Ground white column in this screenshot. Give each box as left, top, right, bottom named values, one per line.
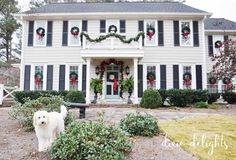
left=30, top=64, right=35, bottom=90
left=86, top=58, right=91, bottom=104
left=179, top=64, right=183, bottom=89
left=43, top=64, right=47, bottom=90
left=78, top=63, right=83, bottom=91
left=133, top=58, right=138, bottom=104
left=0, top=84, right=4, bottom=105
left=143, top=63, right=147, bottom=91
left=202, top=18, right=207, bottom=89
left=65, top=64, right=69, bottom=90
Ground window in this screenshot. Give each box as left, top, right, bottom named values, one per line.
left=100, top=20, right=106, bottom=33
left=34, top=21, right=47, bottom=46
left=183, top=66, right=191, bottom=89
left=120, top=20, right=126, bottom=33
left=180, top=21, right=192, bottom=46
left=69, top=66, right=79, bottom=90
left=145, top=20, right=157, bottom=46
left=68, top=20, right=81, bottom=46
left=35, top=66, right=44, bottom=90
left=147, top=66, right=156, bottom=89
left=207, top=74, right=218, bottom=93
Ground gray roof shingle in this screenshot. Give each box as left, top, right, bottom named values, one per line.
left=204, top=18, right=236, bottom=30
left=24, top=2, right=209, bottom=14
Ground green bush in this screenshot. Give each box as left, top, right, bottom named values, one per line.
left=167, top=89, right=208, bottom=107
left=208, top=93, right=220, bottom=104
left=158, top=89, right=168, bottom=106
left=14, top=90, right=69, bottom=104
left=120, top=112, right=160, bottom=137
left=65, top=90, right=86, bottom=103
left=222, top=92, right=236, bottom=104
left=9, top=96, right=75, bottom=131
left=50, top=121, right=132, bottom=160
left=140, top=89, right=162, bottom=108
left=193, top=102, right=209, bottom=108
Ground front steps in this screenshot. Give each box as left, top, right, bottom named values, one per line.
left=1, top=98, right=16, bottom=107
left=90, top=103, right=138, bottom=108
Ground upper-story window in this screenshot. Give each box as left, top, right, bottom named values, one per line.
left=34, top=20, right=47, bottom=46
left=100, top=20, right=106, bottom=33
left=106, top=20, right=119, bottom=33
left=68, top=20, right=81, bottom=46
left=180, top=21, right=193, bottom=46
left=144, top=20, right=158, bottom=46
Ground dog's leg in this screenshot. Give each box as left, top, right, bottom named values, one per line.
left=38, top=136, right=45, bottom=152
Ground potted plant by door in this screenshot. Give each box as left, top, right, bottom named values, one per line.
left=122, top=76, right=134, bottom=104
left=90, top=78, right=103, bottom=104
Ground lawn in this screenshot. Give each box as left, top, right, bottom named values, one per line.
left=159, top=116, right=236, bottom=160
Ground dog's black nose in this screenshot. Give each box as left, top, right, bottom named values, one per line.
left=41, top=122, right=45, bottom=124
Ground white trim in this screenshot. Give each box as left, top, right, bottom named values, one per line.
left=78, top=63, right=83, bottom=91
left=68, top=20, right=82, bottom=47
left=144, top=20, right=158, bottom=46
left=65, top=64, right=70, bottom=90
left=156, top=64, right=160, bottom=89
left=43, top=64, right=47, bottom=90
left=179, top=64, right=183, bottom=89
left=86, top=58, right=91, bottom=104
left=191, top=64, right=196, bottom=89
left=33, top=20, right=47, bottom=47
left=143, top=63, right=147, bottom=91
left=179, top=20, right=193, bottom=47
left=30, top=64, right=35, bottom=90
left=205, top=30, right=236, bottom=33
left=133, top=58, right=138, bottom=104
left=202, top=17, right=207, bottom=89
left=20, top=20, right=26, bottom=90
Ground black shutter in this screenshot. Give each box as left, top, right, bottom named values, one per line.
left=138, top=20, right=144, bottom=46
left=59, top=65, right=65, bottom=91
left=47, top=21, right=53, bottom=46
left=173, top=65, right=179, bottom=89
left=138, top=65, right=143, bottom=97
left=62, top=21, right=68, bottom=46
left=208, top=35, right=213, bottom=56
left=196, top=65, right=202, bottom=89
left=193, top=21, right=199, bottom=47
left=173, top=21, right=180, bottom=46
left=82, top=20, right=88, bottom=32
left=24, top=65, right=31, bottom=91
left=28, top=21, right=34, bottom=46
left=120, top=20, right=126, bottom=33
left=82, top=64, right=87, bottom=96
left=160, top=65, right=166, bottom=89
left=158, top=21, right=164, bottom=46
left=46, top=65, right=53, bottom=90
left=100, top=20, right=106, bottom=33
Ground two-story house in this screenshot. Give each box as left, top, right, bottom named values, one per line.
left=18, top=2, right=213, bottom=104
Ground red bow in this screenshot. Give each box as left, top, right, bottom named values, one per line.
left=114, top=78, right=118, bottom=92
left=148, top=31, right=154, bottom=40
left=35, top=77, right=41, bottom=88
left=149, top=77, right=155, bottom=88
left=226, top=80, right=230, bottom=90
left=185, top=78, right=191, bottom=88
left=70, top=78, right=76, bottom=87
left=183, top=32, right=189, bottom=38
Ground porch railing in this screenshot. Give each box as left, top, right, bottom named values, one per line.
left=0, top=84, right=19, bottom=105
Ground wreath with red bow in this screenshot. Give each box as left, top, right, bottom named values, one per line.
left=70, top=71, right=78, bottom=87
left=70, top=27, right=80, bottom=38
left=215, top=40, right=223, bottom=48
left=223, top=77, right=231, bottom=90
left=36, top=27, right=45, bottom=39
left=146, top=27, right=155, bottom=40
left=108, top=25, right=117, bottom=33
left=181, top=26, right=191, bottom=38
left=34, top=72, right=43, bottom=88
left=183, top=72, right=192, bottom=88
left=208, top=77, right=217, bottom=85
left=147, top=72, right=156, bottom=87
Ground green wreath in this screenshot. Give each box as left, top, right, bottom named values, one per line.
left=34, top=72, right=43, bottom=80
left=36, top=27, right=45, bottom=38
left=147, top=72, right=156, bottom=80
left=182, top=26, right=190, bottom=38
left=223, top=77, right=231, bottom=84
left=208, top=77, right=217, bottom=84
left=70, top=71, right=78, bottom=80
left=183, top=72, right=192, bottom=80
left=108, top=25, right=117, bottom=33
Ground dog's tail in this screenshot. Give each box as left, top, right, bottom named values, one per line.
left=60, top=105, right=68, bottom=119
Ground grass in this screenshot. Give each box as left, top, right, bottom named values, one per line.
left=159, top=116, right=236, bottom=160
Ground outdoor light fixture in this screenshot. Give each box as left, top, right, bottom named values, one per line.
left=95, top=66, right=100, bottom=75
left=125, top=66, right=130, bottom=75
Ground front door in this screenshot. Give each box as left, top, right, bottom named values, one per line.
left=105, top=65, right=119, bottom=99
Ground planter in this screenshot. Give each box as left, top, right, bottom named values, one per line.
left=127, top=90, right=133, bottom=104
left=92, top=91, right=98, bottom=104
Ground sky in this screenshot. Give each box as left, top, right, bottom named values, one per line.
left=18, top=0, right=236, bottom=22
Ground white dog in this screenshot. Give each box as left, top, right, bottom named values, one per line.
left=33, top=105, right=67, bottom=152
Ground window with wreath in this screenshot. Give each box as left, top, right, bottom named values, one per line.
left=147, top=66, right=156, bottom=89
left=183, top=66, right=192, bottom=89
left=145, top=20, right=157, bottom=46
left=34, top=66, right=44, bottom=90
left=207, top=73, right=218, bottom=93
left=69, top=20, right=81, bottom=46
left=34, top=21, right=47, bottom=46
left=180, top=21, right=192, bottom=46
left=69, top=66, right=79, bottom=90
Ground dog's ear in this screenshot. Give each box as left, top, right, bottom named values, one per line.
left=33, top=113, right=37, bottom=127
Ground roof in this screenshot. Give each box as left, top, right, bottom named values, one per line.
left=204, top=18, right=236, bottom=30
left=24, top=2, right=209, bottom=14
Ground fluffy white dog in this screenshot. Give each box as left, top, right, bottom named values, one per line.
left=33, top=105, right=67, bottom=152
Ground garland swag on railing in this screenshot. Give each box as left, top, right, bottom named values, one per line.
left=80, top=31, right=145, bottom=44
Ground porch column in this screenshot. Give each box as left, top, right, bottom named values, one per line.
left=133, top=58, right=139, bottom=104
left=86, top=58, right=91, bottom=104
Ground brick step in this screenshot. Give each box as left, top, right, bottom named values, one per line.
left=90, top=104, right=138, bottom=108
left=1, top=98, right=16, bottom=107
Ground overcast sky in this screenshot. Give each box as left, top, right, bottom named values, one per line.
left=18, top=0, right=236, bottom=22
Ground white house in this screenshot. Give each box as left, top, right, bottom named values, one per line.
left=17, top=2, right=236, bottom=104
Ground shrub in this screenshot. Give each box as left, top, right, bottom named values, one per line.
left=140, top=89, right=162, bottom=108
left=208, top=93, right=220, bottom=104
left=120, top=112, right=160, bottom=137
left=222, top=92, right=236, bottom=104
left=50, top=121, right=132, bottom=160
left=65, top=90, right=86, bottom=103
left=158, top=89, right=168, bottom=106
left=193, top=102, right=209, bottom=108
left=9, top=96, right=75, bottom=131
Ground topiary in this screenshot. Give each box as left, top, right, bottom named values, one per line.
left=65, top=90, right=86, bottom=103
left=120, top=112, right=160, bottom=137
left=50, top=121, right=132, bottom=160
left=222, top=92, right=236, bottom=104
left=140, top=89, right=162, bottom=108
left=208, top=93, right=220, bottom=104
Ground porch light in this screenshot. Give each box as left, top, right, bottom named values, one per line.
left=95, top=66, right=100, bottom=75
left=125, top=66, right=130, bottom=75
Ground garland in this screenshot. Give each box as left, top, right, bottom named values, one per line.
left=34, top=72, right=43, bottom=88
left=36, top=27, right=45, bottom=39
left=108, top=25, right=117, bottom=33
left=147, top=72, right=156, bottom=88
left=208, top=77, right=217, bottom=85
left=181, top=26, right=190, bottom=38
left=80, top=31, right=144, bottom=44
left=70, top=71, right=78, bottom=87
left=70, top=26, right=80, bottom=38
left=215, top=40, right=223, bottom=48
left=146, top=27, right=155, bottom=40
